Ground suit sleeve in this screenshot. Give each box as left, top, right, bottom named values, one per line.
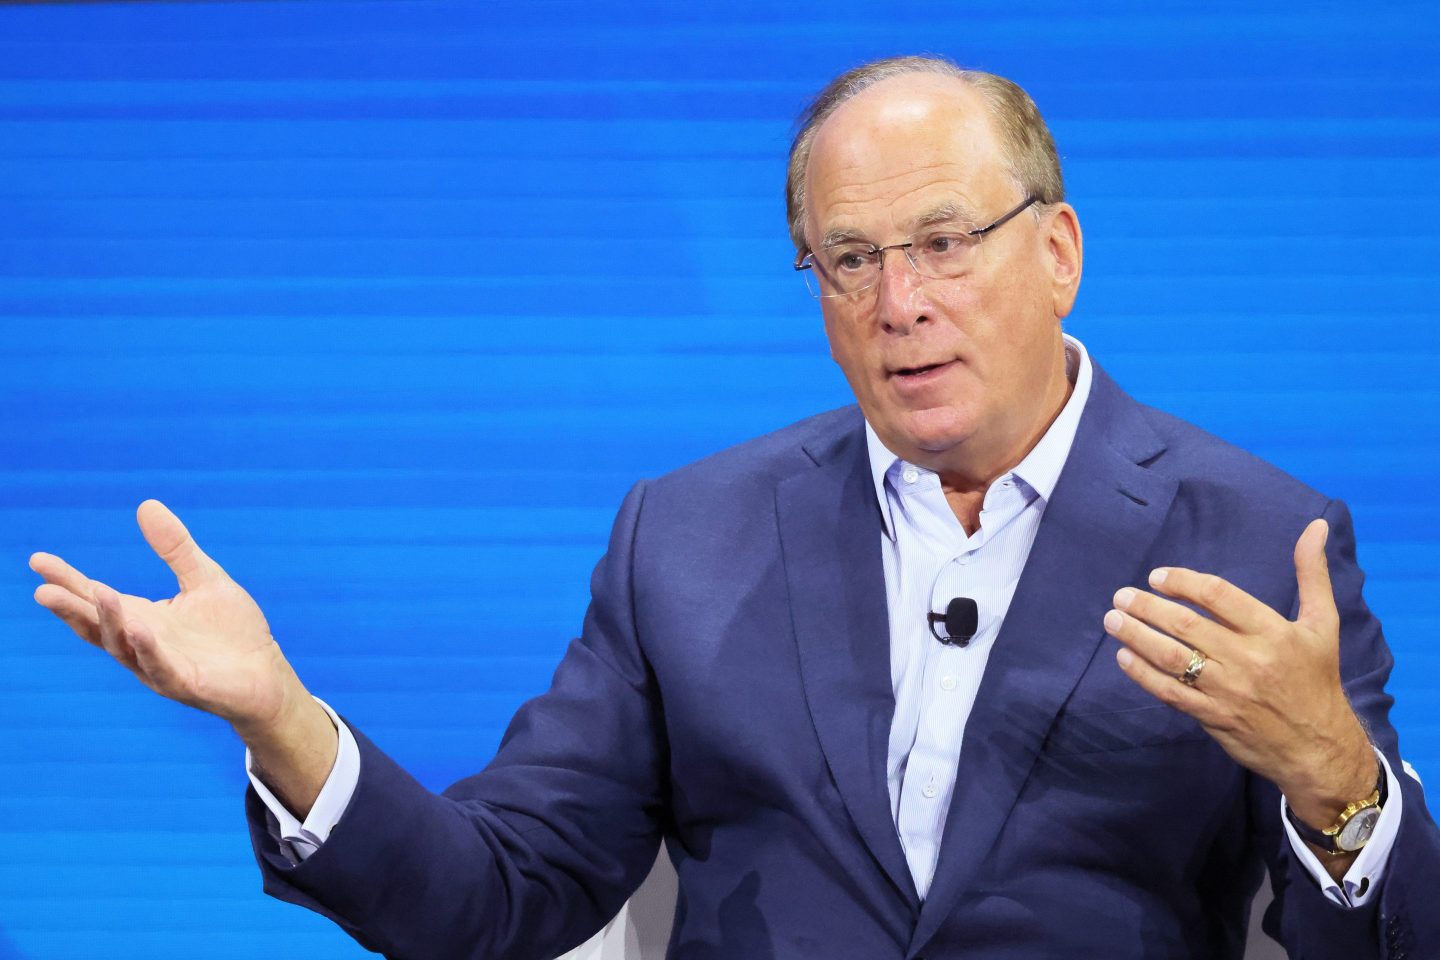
left=245, top=481, right=669, bottom=960
left=1255, top=498, right=1439, bottom=959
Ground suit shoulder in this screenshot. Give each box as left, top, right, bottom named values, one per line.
left=647, top=405, right=861, bottom=493
left=1137, top=402, right=1331, bottom=516
left=622, top=406, right=861, bottom=554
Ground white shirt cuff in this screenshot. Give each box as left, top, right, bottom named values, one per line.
left=244, top=696, right=361, bottom=863
left=1281, top=748, right=1405, bottom=908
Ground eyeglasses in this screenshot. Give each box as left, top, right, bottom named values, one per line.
left=793, top=195, right=1039, bottom=299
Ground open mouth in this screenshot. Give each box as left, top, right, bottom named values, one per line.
left=892, top=360, right=953, bottom=378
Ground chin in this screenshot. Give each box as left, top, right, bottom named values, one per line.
left=888, top=406, right=980, bottom=456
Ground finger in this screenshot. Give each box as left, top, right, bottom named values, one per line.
left=125, top=616, right=188, bottom=698
left=1144, top=566, right=1278, bottom=636
left=136, top=499, right=220, bottom=593
left=1294, top=518, right=1338, bottom=631
left=1104, top=608, right=1214, bottom=687
left=1115, top=644, right=1220, bottom=724
left=1113, top=585, right=1233, bottom=656
left=94, top=583, right=139, bottom=670
left=29, top=552, right=98, bottom=602
left=34, top=582, right=102, bottom=646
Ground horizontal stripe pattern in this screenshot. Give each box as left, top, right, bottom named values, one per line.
left=0, top=2, right=1435, bottom=957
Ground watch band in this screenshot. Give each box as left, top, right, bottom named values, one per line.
left=1285, top=762, right=1388, bottom=855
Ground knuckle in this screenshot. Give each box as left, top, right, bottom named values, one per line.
left=1251, top=646, right=1280, bottom=679
left=1208, top=705, right=1238, bottom=733
left=1175, top=607, right=1202, bottom=636
left=1153, top=680, right=1183, bottom=708
left=1227, top=679, right=1259, bottom=715
left=1199, top=575, right=1228, bottom=607
left=1173, top=646, right=1195, bottom=674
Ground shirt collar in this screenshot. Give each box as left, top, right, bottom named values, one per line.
left=864, top=334, right=1094, bottom=541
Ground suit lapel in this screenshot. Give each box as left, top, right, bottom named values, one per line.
left=776, top=417, right=920, bottom=908
left=908, top=366, right=1180, bottom=955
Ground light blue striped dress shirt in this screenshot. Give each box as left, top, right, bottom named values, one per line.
left=867, top=335, right=1092, bottom=899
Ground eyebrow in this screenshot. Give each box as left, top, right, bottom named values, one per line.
left=906, top=201, right=981, bottom=231
left=817, top=201, right=984, bottom=250
left=819, top=229, right=869, bottom=250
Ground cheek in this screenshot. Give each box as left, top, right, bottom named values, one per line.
left=986, top=258, right=1052, bottom=318
left=822, top=314, right=870, bottom=377
left=926, top=279, right=989, bottom=332
left=822, top=315, right=845, bottom=362
left=931, top=271, right=1043, bottom=362
left=924, top=288, right=995, bottom=369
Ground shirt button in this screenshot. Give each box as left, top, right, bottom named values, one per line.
left=958, top=555, right=970, bottom=565
left=922, top=784, right=938, bottom=798
left=1001, top=479, right=1013, bottom=488
left=902, top=467, right=919, bottom=484
left=940, top=675, right=957, bottom=691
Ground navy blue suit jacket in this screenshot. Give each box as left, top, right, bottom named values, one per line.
left=249, top=364, right=1438, bottom=959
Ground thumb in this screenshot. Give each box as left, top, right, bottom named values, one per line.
left=1294, top=517, right=1337, bottom=629
left=136, top=499, right=221, bottom=592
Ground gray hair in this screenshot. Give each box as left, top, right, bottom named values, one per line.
left=785, top=55, right=1065, bottom=252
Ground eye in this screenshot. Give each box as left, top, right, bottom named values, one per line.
left=922, top=234, right=966, bottom=256
left=831, top=249, right=873, bottom=272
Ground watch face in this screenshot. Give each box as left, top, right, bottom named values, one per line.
left=1338, top=807, right=1381, bottom=852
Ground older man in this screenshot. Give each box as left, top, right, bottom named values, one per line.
left=31, top=57, right=1437, bottom=959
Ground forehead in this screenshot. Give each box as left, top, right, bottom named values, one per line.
left=804, top=75, right=1011, bottom=236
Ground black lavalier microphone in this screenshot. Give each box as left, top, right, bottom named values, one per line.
left=926, top=597, right=979, bottom=647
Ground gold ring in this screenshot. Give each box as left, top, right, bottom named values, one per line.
left=1178, top=648, right=1206, bottom=687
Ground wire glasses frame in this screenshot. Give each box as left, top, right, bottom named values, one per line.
left=793, top=195, right=1039, bottom=299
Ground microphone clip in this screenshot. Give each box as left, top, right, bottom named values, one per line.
left=927, top=597, right=978, bottom=647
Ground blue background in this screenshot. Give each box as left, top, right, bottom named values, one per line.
left=0, top=2, right=1436, bottom=957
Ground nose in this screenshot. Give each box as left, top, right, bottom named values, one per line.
left=873, top=246, right=927, bottom=335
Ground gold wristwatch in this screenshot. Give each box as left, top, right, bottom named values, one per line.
left=1284, top=764, right=1387, bottom=856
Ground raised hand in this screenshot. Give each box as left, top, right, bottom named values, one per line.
left=31, top=500, right=336, bottom=815
left=1101, top=518, right=1377, bottom=869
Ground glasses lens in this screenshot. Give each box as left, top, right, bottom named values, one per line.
left=801, top=268, right=823, bottom=299
left=814, top=249, right=880, bottom=297
left=910, top=234, right=980, bottom=280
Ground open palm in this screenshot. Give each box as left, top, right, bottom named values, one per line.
left=31, top=499, right=292, bottom=730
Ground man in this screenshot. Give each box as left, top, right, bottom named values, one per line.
left=31, top=57, right=1438, bottom=958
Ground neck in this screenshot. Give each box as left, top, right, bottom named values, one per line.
left=936, top=358, right=1074, bottom=535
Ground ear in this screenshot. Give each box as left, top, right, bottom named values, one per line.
left=1044, top=203, right=1083, bottom=319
